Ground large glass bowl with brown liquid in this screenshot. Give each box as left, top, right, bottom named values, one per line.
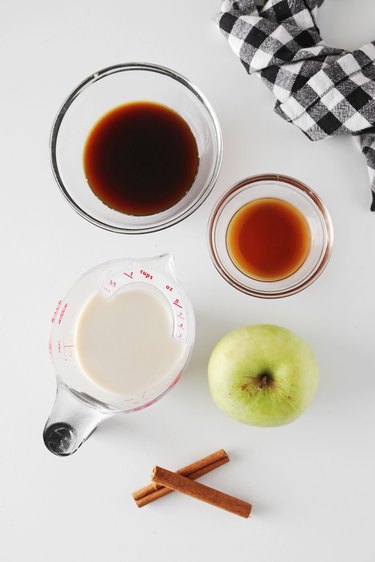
left=50, top=63, right=222, bottom=234
left=208, top=175, right=334, bottom=299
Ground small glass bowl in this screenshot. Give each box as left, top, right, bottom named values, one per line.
left=50, top=63, right=222, bottom=234
left=208, top=174, right=334, bottom=299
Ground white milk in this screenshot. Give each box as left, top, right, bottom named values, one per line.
left=75, top=284, right=185, bottom=395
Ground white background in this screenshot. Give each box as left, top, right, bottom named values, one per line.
left=2, top=0, right=375, bottom=560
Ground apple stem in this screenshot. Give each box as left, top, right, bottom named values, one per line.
left=256, top=372, right=274, bottom=390
left=260, top=375, right=269, bottom=389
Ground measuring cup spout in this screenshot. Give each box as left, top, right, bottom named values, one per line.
left=43, top=384, right=112, bottom=456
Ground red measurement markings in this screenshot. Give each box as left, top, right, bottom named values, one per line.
left=177, top=311, right=184, bottom=319
left=178, top=323, right=184, bottom=330
left=102, top=279, right=117, bottom=295
left=51, top=300, right=62, bottom=324
left=123, top=271, right=133, bottom=279
left=165, top=284, right=173, bottom=292
left=173, top=298, right=183, bottom=309
left=140, top=269, right=153, bottom=280
left=58, top=303, right=68, bottom=325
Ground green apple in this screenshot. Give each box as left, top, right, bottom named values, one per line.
left=208, top=325, right=319, bottom=427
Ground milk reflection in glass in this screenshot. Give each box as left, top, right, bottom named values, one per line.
left=75, top=285, right=185, bottom=395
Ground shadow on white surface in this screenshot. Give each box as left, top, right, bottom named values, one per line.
left=319, top=0, right=375, bottom=51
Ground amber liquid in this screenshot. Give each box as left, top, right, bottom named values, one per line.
left=83, top=101, right=199, bottom=215
left=226, top=198, right=311, bottom=281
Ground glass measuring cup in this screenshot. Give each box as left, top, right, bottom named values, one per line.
left=43, top=254, right=195, bottom=456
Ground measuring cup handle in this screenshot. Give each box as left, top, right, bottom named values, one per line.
left=43, top=384, right=111, bottom=456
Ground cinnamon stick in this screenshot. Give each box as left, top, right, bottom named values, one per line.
left=152, top=465, right=252, bottom=518
left=133, top=449, right=229, bottom=507
left=135, top=458, right=228, bottom=507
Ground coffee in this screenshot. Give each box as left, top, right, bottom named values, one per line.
left=226, top=198, right=311, bottom=281
left=83, top=101, right=199, bottom=215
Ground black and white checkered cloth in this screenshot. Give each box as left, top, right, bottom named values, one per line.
left=216, top=0, right=375, bottom=210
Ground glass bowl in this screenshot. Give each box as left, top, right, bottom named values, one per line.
left=208, top=174, right=334, bottom=299
left=50, top=63, right=222, bottom=234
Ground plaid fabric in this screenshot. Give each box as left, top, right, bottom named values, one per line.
left=216, top=0, right=375, bottom=210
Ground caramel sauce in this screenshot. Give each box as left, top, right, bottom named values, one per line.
left=226, top=198, right=311, bottom=281
left=83, top=101, right=199, bottom=215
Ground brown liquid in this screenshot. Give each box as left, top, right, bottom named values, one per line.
left=226, top=198, right=311, bottom=281
left=83, top=101, right=199, bottom=215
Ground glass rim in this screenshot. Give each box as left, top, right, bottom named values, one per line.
left=208, top=173, right=334, bottom=299
left=50, top=62, right=223, bottom=234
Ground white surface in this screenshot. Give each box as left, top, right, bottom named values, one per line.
left=1, top=0, right=375, bottom=560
